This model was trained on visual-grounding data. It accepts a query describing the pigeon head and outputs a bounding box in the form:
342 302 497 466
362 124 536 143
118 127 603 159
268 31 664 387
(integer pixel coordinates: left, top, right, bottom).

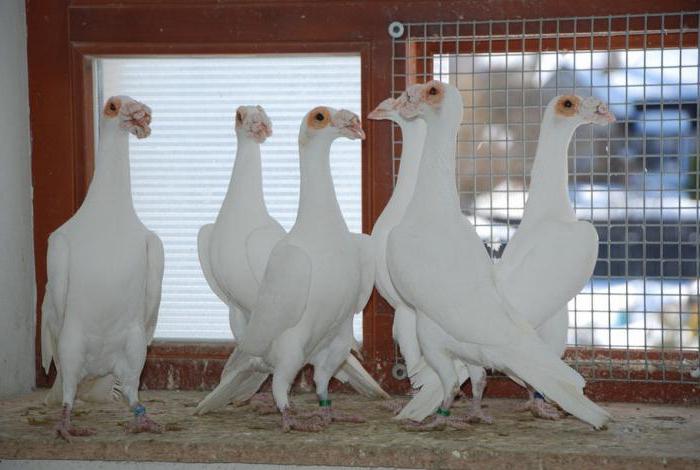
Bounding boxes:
235 105 272 143
396 80 463 125
103 95 152 139
551 95 615 126
300 106 365 144
367 97 401 122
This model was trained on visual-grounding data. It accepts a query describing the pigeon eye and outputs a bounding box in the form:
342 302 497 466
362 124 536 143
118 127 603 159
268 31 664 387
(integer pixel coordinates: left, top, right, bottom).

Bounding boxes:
428 87 438 95
315 113 325 121
109 103 117 111
564 100 573 108
236 111 243 123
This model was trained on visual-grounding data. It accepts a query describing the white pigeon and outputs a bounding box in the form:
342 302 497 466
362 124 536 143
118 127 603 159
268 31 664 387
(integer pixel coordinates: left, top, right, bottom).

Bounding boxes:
368 99 486 423
196 107 386 431
495 95 615 419
386 80 611 430
198 105 277 341
40 96 164 440
197 105 386 409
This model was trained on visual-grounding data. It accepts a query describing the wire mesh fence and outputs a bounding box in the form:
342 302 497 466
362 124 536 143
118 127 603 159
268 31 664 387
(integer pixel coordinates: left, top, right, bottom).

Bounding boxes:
390 12 700 383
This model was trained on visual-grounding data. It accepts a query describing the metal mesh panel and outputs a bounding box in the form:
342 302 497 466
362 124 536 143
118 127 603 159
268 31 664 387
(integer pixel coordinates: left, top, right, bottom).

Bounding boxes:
390 12 700 383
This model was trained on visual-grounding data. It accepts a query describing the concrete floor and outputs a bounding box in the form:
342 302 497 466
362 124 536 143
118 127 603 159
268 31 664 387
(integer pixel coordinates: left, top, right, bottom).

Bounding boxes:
1 391 699 469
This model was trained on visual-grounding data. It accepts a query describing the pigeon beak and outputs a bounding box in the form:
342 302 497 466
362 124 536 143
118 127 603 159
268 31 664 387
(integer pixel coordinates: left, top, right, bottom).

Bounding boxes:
251 122 272 143
367 108 389 120
368 98 397 121
344 121 366 140
595 104 616 123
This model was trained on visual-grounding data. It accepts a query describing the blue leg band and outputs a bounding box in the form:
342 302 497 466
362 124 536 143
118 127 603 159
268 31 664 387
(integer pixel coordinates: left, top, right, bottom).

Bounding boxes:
133 404 146 417
534 391 545 400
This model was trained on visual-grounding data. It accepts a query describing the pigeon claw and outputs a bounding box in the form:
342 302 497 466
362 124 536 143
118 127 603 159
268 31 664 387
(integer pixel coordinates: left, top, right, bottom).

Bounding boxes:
464 408 494 425
281 409 325 433
125 414 163 434
529 398 562 421
55 423 96 442
518 397 562 420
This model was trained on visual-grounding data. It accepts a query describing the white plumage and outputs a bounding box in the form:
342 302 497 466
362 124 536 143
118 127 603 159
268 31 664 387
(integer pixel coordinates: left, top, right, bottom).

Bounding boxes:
386 81 611 429
196 106 386 411
41 96 164 440
368 99 479 423
494 94 615 416
196 107 387 431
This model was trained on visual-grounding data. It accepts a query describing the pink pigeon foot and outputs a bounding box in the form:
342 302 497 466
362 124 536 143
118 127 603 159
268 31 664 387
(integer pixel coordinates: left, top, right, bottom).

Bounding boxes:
381 398 409 414
55 422 96 442
464 405 494 424
528 398 562 421
55 405 96 442
280 408 325 433
125 414 163 434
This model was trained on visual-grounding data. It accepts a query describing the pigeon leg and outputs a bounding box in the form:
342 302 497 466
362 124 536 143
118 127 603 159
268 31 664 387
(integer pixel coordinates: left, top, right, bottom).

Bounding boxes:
120 371 162 434
55 365 96 441
463 365 493 424
529 391 561 420
55 404 96 441
312 363 365 425
273 348 322 432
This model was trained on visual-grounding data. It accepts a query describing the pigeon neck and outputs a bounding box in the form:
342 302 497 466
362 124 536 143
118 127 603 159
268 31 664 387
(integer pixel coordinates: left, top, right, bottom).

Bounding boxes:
83 121 136 214
389 120 427 214
221 136 268 217
523 110 578 223
295 137 347 231
411 117 462 216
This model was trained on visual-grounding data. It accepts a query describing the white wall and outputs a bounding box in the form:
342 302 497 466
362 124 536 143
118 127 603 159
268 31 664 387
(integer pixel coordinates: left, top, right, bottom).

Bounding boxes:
0 0 35 398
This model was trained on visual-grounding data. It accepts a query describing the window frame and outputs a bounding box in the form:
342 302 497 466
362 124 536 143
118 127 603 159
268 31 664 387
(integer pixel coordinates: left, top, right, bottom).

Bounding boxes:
28 0 698 400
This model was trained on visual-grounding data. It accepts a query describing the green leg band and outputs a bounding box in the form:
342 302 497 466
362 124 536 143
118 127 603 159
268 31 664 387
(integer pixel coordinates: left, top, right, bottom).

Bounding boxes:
319 399 332 407
436 407 450 417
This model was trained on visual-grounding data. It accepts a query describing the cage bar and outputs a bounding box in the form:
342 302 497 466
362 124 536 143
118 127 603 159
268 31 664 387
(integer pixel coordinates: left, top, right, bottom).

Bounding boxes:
390 11 700 384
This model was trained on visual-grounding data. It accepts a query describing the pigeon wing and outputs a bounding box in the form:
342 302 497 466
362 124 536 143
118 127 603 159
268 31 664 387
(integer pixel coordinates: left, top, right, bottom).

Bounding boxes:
197 223 230 305
41 232 70 373
245 221 286 286
352 233 375 314
239 242 311 357
144 231 164 344
496 219 598 328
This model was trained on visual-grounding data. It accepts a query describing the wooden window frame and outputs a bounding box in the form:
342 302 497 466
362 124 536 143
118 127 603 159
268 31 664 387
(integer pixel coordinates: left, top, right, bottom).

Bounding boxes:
28 0 698 401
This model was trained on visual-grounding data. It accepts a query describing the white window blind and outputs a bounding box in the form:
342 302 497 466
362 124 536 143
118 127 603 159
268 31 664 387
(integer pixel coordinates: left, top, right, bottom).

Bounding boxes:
96 55 362 341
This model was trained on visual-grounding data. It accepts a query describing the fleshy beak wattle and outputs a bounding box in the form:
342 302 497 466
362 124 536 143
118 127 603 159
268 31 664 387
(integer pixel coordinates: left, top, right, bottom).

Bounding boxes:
599 110 616 123
596 105 616 123
346 121 366 140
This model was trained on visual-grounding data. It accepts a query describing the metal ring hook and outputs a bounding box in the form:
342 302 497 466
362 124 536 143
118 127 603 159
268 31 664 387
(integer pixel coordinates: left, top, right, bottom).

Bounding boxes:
388 21 405 39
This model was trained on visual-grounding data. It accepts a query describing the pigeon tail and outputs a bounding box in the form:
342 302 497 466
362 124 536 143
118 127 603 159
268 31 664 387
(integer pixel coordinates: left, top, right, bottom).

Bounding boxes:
40 294 56 374
396 359 470 421
394 372 443 421
483 336 611 429
196 350 267 415
334 355 389 399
